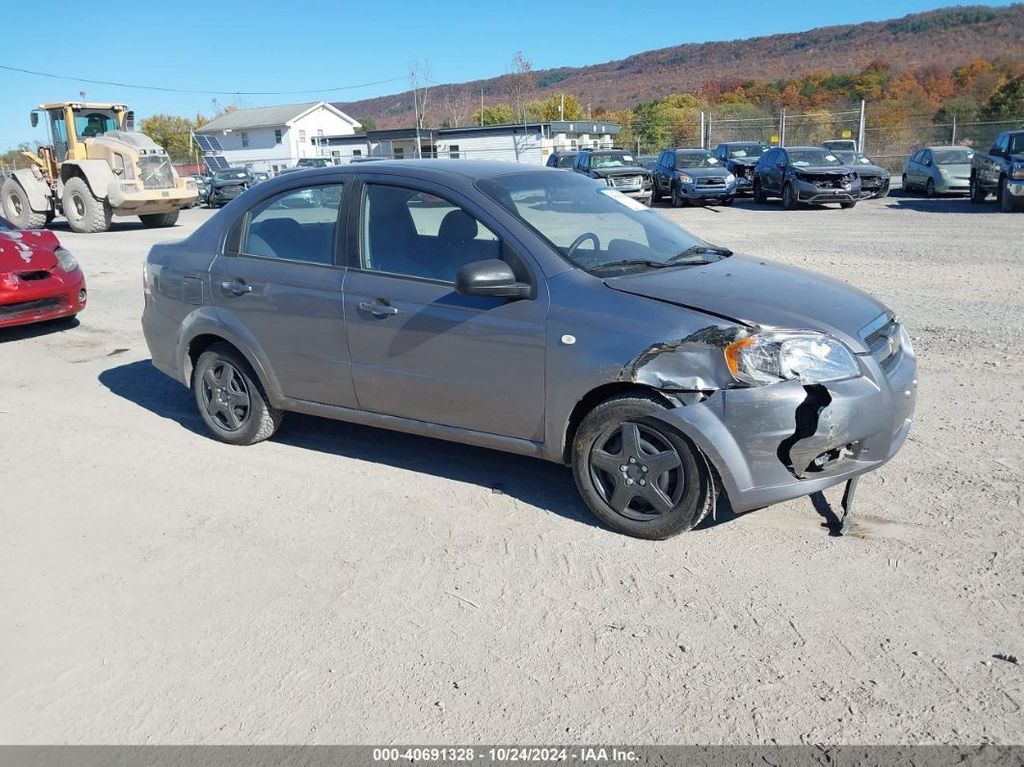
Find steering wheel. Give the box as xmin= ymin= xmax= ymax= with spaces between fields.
xmin=567 ymin=232 xmax=600 ymax=261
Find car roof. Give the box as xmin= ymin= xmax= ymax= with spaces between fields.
xmin=718 ymin=141 xmax=766 ymax=145
xmin=785 ymin=146 xmax=832 ymax=151
xmin=269 ymin=159 xmax=557 ymax=182
xmin=923 ymin=145 xmax=971 ymax=150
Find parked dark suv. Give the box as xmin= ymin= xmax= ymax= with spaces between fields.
xmin=651 ymin=149 xmax=736 ymax=207
xmin=752 ymin=146 xmax=861 ymax=209
xmin=573 ymin=149 xmax=652 ymax=204
xmin=208 ymin=167 xmax=253 ymax=208
xmin=546 ymin=151 xmax=578 ymax=170
xmin=713 ymin=142 xmax=769 ymax=196
xmin=142 ymin=161 xmax=915 ymax=539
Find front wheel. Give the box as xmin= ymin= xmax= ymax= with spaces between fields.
xmin=752 ymin=179 xmax=766 ymax=204
xmin=782 ymin=182 xmax=798 ymax=210
xmin=651 ymin=182 xmax=663 ymax=204
xmin=1000 ymin=176 xmax=1018 ymax=213
xmin=720 ymin=196 xmax=735 ymax=207
xmin=670 ymin=184 xmax=684 ymax=208
xmin=902 ymin=174 xmax=911 ymax=193
xmin=840 ymin=200 xmax=857 ymax=209
xmin=572 ymin=393 xmax=714 ymax=539
xmin=969 ymin=176 xmax=985 ymax=204
xmin=139 ymin=210 xmax=180 ymax=228
xmin=62 ymin=177 xmax=111 ymax=233
xmin=192 ymin=343 xmax=283 ymax=446
xmin=926 ymin=178 xmax=936 ymax=198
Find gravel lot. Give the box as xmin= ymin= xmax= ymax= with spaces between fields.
xmin=1 ymin=191 xmax=1021 ymax=745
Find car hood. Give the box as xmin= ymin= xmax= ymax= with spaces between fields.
xmin=792 ymin=165 xmax=853 ymax=176
xmin=212 ymin=176 xmax=250 ymax=188
xmin=938 ymin=163 xmax=971 ymax=176
xmin=0 ymin=229 xmax=59 ymax=272
xmin=602 ymin=254 xmax=889 ymax=352
xmin=727 ymin=157 xmax=760 ymax=169
xmin=853 ymin=163 xmax=889 ymax=176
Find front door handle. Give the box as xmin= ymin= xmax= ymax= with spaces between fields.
xmin=220 ymin=279 xmax=253 ymax=296
xmin=358 ymin=300 xmax=399 ymax=317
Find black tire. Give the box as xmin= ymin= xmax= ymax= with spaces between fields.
xmin=720 ymin=195 xmax=735 ymax=207
xmin=1 ymin=179 xmax=48 ymax=229
xmin=139 ymin=210 xmax=180 ymax=228
xmin=670 ymin=183 xmax=684 ymax=208
xmin=840 ymin=200 xmax=857 ymax=209
xmin=782 ymin=182 xmax=798 ymax=210
xmin=752 ymin=179 xmax=766 ymax=204
xmin=999 ymin=176 xmax=1016 ymax=213
xmin=192 ymin=343 xmax=283 ymax=446
xmin=969 ymin=175 xmax=986 ymax=204
xmin=571 ymin=393 xmax=714 ymax=539
xmin=62 ymin=177 xmax=111 ymax=233
xmin=902 ymin=174 xmax=911 ymax=193
xmin=651 ymin=181 xmax=663 ymax=204
xmin=925 ymin=178 xmax=936 ymax=198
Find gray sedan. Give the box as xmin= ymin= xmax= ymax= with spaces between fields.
xmin=142 ymin=161 xmax=917 ymax=539
xmin=903 ymin=146 xmax=973 ymax=195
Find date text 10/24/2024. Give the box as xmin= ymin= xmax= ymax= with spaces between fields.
xmin=372 ymin=747 xmax=640 ymax=763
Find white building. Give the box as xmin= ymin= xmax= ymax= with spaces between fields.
xmin=319 ymin=121 xmax=621 ymax=165
xmin=196 ymin=101 xmax=362 ymax=174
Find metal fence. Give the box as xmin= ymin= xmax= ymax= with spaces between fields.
xmin=704 ymin=106 xmax=864 ymax=151
xmin=864 ymin=116 xmax=1024 ymax=172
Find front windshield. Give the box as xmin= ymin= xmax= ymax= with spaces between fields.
xmin=556 ymin=155 xmax=576 ymax=168
xmin=726 ymin=144 xmax=767 ymax=159
xmin=75 ymin=111 xmax=118 ymax=138
xmin=788 ymin=149 xmax=843 ymax=167
xmin=932 ymin=148 xmax=973 ymax=165
xmin=675 ymin=151 xmax=720 ymax=168
xmin=477 ymin=171 xmax=720 ymax=275
xmin=835 ymin=151 xmax=876 ymax=165
xmin=589 ymin=153 xmax=641 ymax=169
xmin=214 ymin=169 xmax=249 ymax=181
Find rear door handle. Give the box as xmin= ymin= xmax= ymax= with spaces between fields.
xmin=358 ymin=300 xmax=399 ymax=317
xmin=220 ymin=279 xmax=253 ymax=296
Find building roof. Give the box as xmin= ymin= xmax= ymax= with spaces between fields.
xmin=197 ymin=101 xmax=360 ymax=133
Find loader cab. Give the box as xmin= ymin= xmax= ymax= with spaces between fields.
xmin=33 ymin=103 xmax=127 ymax=162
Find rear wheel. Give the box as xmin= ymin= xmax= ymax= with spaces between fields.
xmin=139 ymin=210 xmax=180 ymax=228
xmin=782 ymin=182 xmax=798 ymax=210
xmin=572 ymin=393 xmax=714 ymax=539
xmin=969 ymin=175 xmax=986 ymax=204
xmin=62 ymin=177 xmax=111 ymax=233
xmin=1 ymin=179 xmax=49 ymax=229
xmin=192 ymin=343 xmax=283 ymax=446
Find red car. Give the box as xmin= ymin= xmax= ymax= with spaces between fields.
xmin=0 ymin=216 xmax=86 ymax=329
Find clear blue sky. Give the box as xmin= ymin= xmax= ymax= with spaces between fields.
xmin=1 ymin=0 xmax=1012 ymax=149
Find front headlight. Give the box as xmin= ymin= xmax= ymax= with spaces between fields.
xmin=120 ymin=181 xmax=140 ymax=193
xmin=724 ymin=332 xmax=859 ymax=386
xmin=938 ymin=168 xmax=950 ymax=178
xmin=54 ymin=247 xmax=79 ymax=273
xmin=725 ymin=173 xmax=735 ymax=183
xmin=677 ymin=173 xmax=693 ymax=184
xmin=1011 ymin=162 xmax=1024 ymax=180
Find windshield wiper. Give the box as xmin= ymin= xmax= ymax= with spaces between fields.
xmin=666 ymin=245 xmax=733 ymax=264
xmin=586 ymin=259 xmax=669 ymax=273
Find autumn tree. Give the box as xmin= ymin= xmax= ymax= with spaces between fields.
xmin=140 ymin=114 xmax=206 ymax=163
xmin=979 ymin=76 xmax=1024 ymax=121
xmin=504 ymin=52 xmax=535 ymax=124
xmin=471 ymin=104 xmax=515 ymax=126
xmin=409 ymin=59 xmax=433 ymax=129
xmin=527 ymin=93 xmax=584 ymax=121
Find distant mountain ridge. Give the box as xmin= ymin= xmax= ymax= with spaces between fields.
xmin=336 ymin=4 xmax=1024 ymax=127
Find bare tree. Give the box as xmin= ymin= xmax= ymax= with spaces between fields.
xmin=440 ymin=86 xmax=473 ymax=128
xmin=408 ymin=59 xmax=433 ymax=130
xmin=504 ymin=51 xmax=534 ymax=124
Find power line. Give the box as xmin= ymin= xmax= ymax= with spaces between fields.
xmin=0 ymin=63 xmax=406 ymax=96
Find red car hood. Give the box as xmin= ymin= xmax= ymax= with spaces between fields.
xmin=0 ymin=229 xmax=60 ymax=272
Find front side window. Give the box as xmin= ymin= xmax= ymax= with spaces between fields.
xmin=477 ymin=171 xmax=710 ymax=276
xmin=241 ymin=184 xmax=343 ymax=265
xmin=360 ymin=184 xmax=500 ymax=283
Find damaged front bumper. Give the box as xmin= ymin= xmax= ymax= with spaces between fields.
xmin=651 ymin=346 xmax=917 ymax=513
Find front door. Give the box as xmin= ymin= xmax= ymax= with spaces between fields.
xmin=342 ymin=181 xmax=547 ymax=441
xmin=210 ymin=181 xmax=356 ymax=407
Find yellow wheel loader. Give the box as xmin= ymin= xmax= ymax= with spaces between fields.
xmin=1 ymin=102 xmax=198 ymax=233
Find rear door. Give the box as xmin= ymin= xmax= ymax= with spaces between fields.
xmin=341 ymin=178 xmax=548 ymax=441
xmin=209 ymin=180 xmax=356 ymax=407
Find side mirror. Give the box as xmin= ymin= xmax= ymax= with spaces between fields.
xmin=125 ymin=111 xmax=135 ymax=131
xmin=30 ymin=112 xmax=38 ymax=128
xmin=456 ymin=259 xmax=530 ymax=299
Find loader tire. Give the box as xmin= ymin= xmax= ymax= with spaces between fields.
xmin=62 ymin=177 xmax=112 ymax=233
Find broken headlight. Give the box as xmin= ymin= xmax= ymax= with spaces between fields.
xmin=54 ymin=247 xmax=79 ymax=273
xmin=724 ymin=332 xmax=859 ymax=386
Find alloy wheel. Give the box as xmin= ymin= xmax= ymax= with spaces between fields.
xmin=200 ymin=361 xmax=251 ymax=431
xmin=589 ymin=422 xmax=684 ymax=521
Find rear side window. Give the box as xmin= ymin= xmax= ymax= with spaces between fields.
xmin=240 ymin=185 xmax=343 ymax=265
xmin=360 ymin=184 xmax=501 ymax=284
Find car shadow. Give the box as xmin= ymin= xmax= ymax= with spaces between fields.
xmin=886 ymin=198 xmax=992 ymax=214
xmin=0 ymin=316 xmax=79 ymax=343
xmin=99 ymin=359 xmax=743 ymax=535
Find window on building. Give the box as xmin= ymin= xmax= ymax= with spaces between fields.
xmin=393 ymin=147 xmax=405 ymax=159
xmin=317 ymin=129 xmax=324 ymax=136
xmin=274 ymin=129 xmax=282 ymax=144
xmin=241 ymin=131 xmax=249 ymax=148
xmin=241 ymin=184 xmax=344 ymax=265
xmin=299 ymin=130 xmax=307 ymax=144
xmin=353 ymin=149 xmax=362 ymax=156
xmin=449 ymin=144 xmax=461 ymax=159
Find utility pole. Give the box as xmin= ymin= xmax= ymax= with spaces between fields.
xmin=699 ymin=111 xmax=705 ymax=149
xmin=779 ymin=108 xmax=786 ymax=147
xmin=559 ymin=93 xmax=565 ymax=121
xmin=480 ymin=89 xmax=484 ymax=127
xmin=858 ymin=99 xmax=866 ymax=153
xmin=951 ymin=114 xmax=957 ymax=145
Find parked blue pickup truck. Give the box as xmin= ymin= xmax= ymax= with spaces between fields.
xmin=970 ymin=130 xmax=1024 ymax=212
